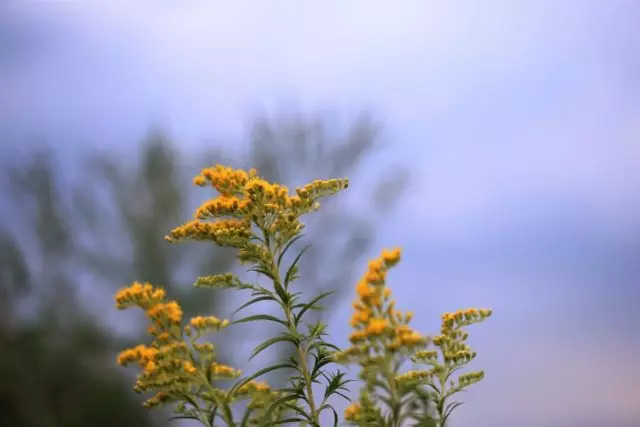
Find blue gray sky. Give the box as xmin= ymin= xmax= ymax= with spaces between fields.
xmin=2 ymin=1 xmax=640 ymax=426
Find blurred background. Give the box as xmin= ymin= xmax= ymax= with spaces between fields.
xmin=1 ymin=2 xmax=639 ymax=427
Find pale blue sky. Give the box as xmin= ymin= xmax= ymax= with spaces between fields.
xmin=1 ymin=2 xmax=639 ymax=426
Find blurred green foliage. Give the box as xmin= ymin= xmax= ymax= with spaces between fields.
xmin=0 ymin=112 xmax=408 ymax=425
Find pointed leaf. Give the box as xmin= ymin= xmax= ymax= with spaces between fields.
xmin=230 ymin=314 xmax=287 ymax=327
xmin=231 ymin=295 xmax=277 ymax=316
xmin=294 ymin=291 xmax=335 ymax=325
xmin=249 ymin=266 xmax=276 ymax=281
xmin=443 ymin=401 xmax=465 ymax=424
xmin=277 ymin=234 xmax=305 ymax=268
xmin=250 ymin=334 xmax=299 ymax=361
xmin=264 ymin=394 xmax=306 ymax=420
xmin=229 ymin=363 xmax=294 ymax=397
xmin=284 ymin=244 xmax=311 ymax=288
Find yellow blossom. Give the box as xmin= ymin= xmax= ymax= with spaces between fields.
xmin=182 ymin=361 xmax=197 ymax=374
xmin=366 ymin=318 xmax=389 ymax=335
xmin=344 ymin=403 xmax=361 ymax=421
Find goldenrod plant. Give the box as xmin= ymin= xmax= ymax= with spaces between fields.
xmin=115 ymin=165 xmax=491 ymax=427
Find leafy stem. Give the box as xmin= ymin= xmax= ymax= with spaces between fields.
xmin=262 ymin=227 xmax=320 ymax=426
xmin=383 ymin=361 xmax=401 ymax=427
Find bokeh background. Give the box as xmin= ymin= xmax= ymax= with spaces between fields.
xmin=1 ymin=2 xmax=639 ymax=427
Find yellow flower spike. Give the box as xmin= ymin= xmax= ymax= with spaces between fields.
xmin=381 ymin=247 xmax=402 ymax=267
xmin=161 ymin=301 xmax=183 ymax=325
xmin=189 ymin=315 xmax=228 ymax=330
xmin=368 ymin=258 xmax=384 ymax=273
xmin=192 ymin=175 xmax=206 ymax=186
xmin=349 ymin=330 xmax=368 ymax=344
xmin=211 ymin=363 xmax=240 ymax=378
xmin=151 ymin=288 xmax=166 ymax=300
xmin=366 ymin=318 xmax=389 ymax=335
xmin=116 ymin=348 xmax=138 ymax=366
xmin=350 ymin=314 xmax=360 ymax=328
xmin=386 ymin=340 xmax=402 ymax=352
xmin=254 ymin=382 xmax=270 ymax=392
xmin=355 ymin=280 xmax=373 ymax=299
xmin=479 ymin=308 xmax=493 ymax=317
xmin=116 ymin=282 xmax=174 ymax=313
xmin=190 ymin=316 xmax=205 ymax=328
xmin=371 ymin=295 xmax=383 ymax=309
xmin=156 ymin=332 xmax=171 ymax=342
xmin=344 ymin=403 xmax=361 ymax=421
xmin=182 ymin=361 xmax=197 ymax=375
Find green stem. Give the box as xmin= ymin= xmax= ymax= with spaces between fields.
xmin=383 ymin=361 xmax=401 ymax=427
xmin=199 ymin=371 xmax=235 ymax=427
xmin=263 ymin=228 xmax=320 ymax=426
xmin=285 ymin=305 xmax=320 ymax=425
xmin=435 ymin=370 xmax=447 ymax=427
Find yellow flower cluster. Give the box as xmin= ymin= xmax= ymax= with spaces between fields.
xmin=116 ymin=335 xmax=193 ymax=406
xmin=337 ymin=248 xmax=438 ymax=424
xmin=189 ymin=315 xmax=230 ymax=330
xmin=210 ymin=363 xmax=241 ymax=378
xmin=117 ymin=344 xmax=159 ymax=368
xmin=342 ymin=248 xmax=427 ymax=356
xmin=237 ymin=381 xmax=271 ymax=394
xmin=115 ymin=281 xmax=238 ymax=409
xmin=115 ymin=282 xmax=182 ymax=326
xmin=233 ymin=380 xmax=286 ymax=421
xmin=395 ymin=369 xmax=431 ymax=383
xmin=458 ymin=370 xmax=485 ymax=386
xmin=166 ymin=218 xmax=252 ymax=245
xmin=166 ymin=165 xmax=348 ymax=249
xmin=195 ymin=197 xmax=252 ymax=220
xmin=344 ymin=403 xmax=362 ymax=422
xmin=115 ymin=281 xmax=167 ymax=310
xmin=193 ymin=165 xmax=257 ymax=196
xmin=433 ymin=308 xmax=492 ymax=366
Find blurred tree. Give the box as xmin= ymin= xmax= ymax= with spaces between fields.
xmin=74 ymin=112 xmax=408 ymax=328
xmin=72 ymin=129 xmax=237 ymax=326
xmin=0 ymin=149 xmax=165 ymax=427
xmin=0 ymin=110 xmax=409 ymax=425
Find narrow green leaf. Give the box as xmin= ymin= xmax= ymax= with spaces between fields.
xmin=271 ymin=417 xmax=309 ymax=425
xmin=249 ymin=266 xmax=276 ymax=281
xmin=230 ymin=314 xmax=287 ymax=327
xmin=239 ymin=407 xmax=254 ymax=426
xmin=272 ymin=279 xmax=290 ymax=304
xmin=322 ymin=371 xmax=352 ymax=402
xmin=168 ymin=415 xmax=199 ymax=421
xmin=318 ymin=404 xmax=339 ymax=427
xmin=229 ymin=363 xmax=294 ymax=397
xmin=231 ymin=295 xmax=277 ymax=317
xmin=284 ymin=244 xmax=311 ymax=288
xmin=443 ymin=401 xmax=465 ymax=424
xmin=249 ymin=334 xmax=299 ymax=361
xmin=294 ymin=291 xmax=335 ymax=325
xmin=277 ymin=234 xmax=305 ymax=268
xmin=264 ymin=394 xmax=304 ymax=420
xmin=208 ymin=407 xmax=218 ymax=426
xmin=282 ymin=403 xmax=313 ymax=420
